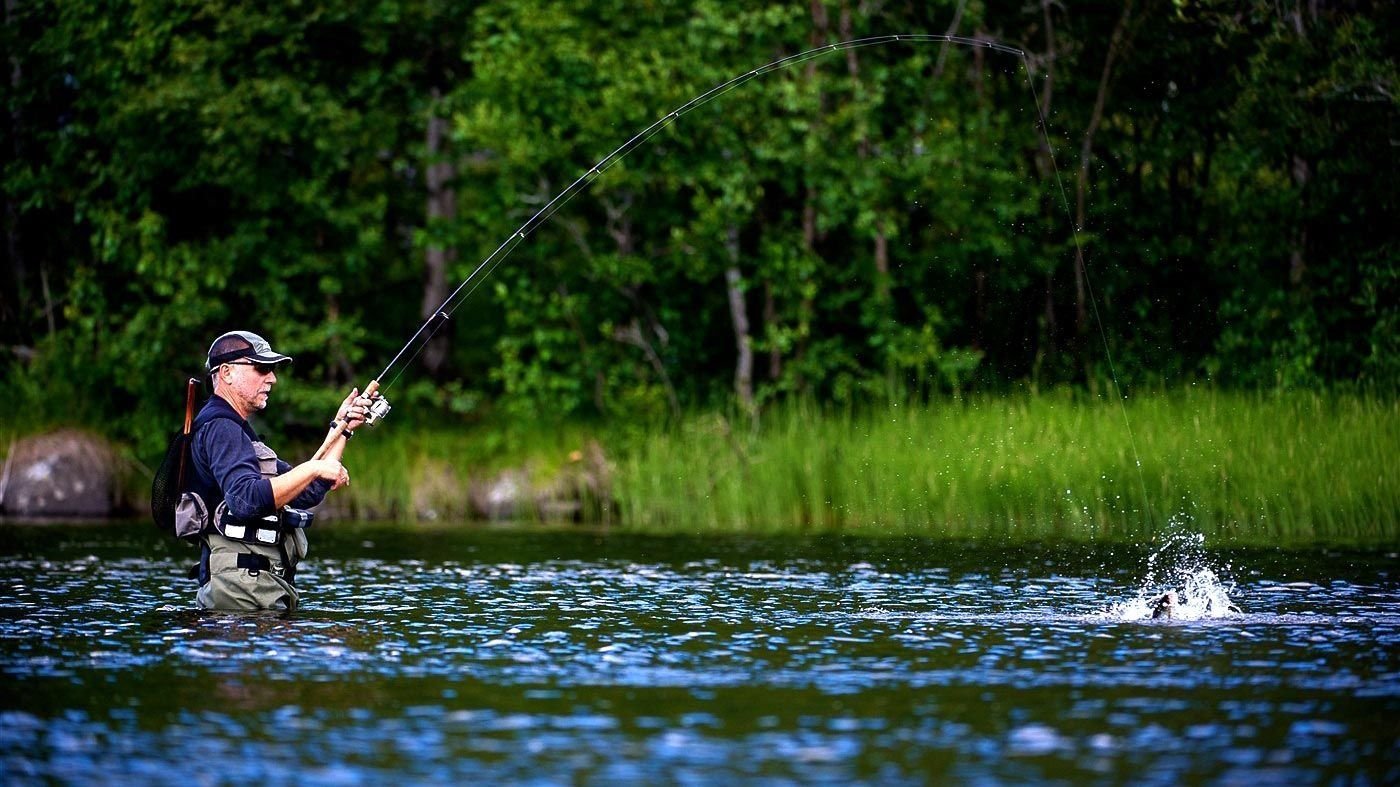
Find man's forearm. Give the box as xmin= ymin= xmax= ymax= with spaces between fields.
xmin=270 ymin=463 xmax=325 ymax=509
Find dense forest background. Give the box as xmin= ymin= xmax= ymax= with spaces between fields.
xmin=3 ymin=0 xmax=1395 ymax=452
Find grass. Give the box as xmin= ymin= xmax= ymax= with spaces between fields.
xmin=613 ymin=388 xmax=1399 ymax=546
xmin=319 ymin=417 xmax=610 ymax=521
xmin=4 ymin=387 xmax=1395 ymax=547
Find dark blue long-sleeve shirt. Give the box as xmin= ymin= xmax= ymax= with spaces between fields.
xmin=190 ymin=395 xmax=331 ymax=519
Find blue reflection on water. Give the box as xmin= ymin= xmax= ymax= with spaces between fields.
xmin=1 ymin=526 xmax=1397 ymax=784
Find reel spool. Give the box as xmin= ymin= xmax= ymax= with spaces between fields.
xmin=365 ymin=395 xmax=392 ymax=425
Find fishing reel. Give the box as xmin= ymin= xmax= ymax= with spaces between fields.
xmin=364 ymin=393 xmax=392 ymax=425
xmin=315 ymin=383 xmax=392 ymax=460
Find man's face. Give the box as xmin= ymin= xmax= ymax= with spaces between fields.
xmin=218 ymin=361 xmax=278 ymax=416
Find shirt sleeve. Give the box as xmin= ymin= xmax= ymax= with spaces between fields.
xmin=195 ymin=419 xmax=275 ymax=520
xmin=289 ymin=478 xmax=333 ymax=510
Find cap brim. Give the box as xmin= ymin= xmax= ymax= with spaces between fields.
xmin=247 ymin=352 xmax=293 ymax=365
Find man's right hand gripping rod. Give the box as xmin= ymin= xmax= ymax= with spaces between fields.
xmin=312 ymin=380 xmax=390 ymax=461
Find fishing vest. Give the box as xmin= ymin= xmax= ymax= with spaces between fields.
xmin=183 ymin=397 xmax=313 ymax=608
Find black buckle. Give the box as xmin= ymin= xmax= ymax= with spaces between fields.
xmin=236 ymin=553 xmax=272 ymax=575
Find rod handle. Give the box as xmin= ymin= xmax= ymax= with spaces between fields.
xmin=312 ymin=379 xmax=381 ymax=461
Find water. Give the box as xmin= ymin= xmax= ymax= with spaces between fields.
xmin=1 ymin=523 xmax=1396 ymax=784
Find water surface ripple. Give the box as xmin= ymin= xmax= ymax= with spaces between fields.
xmin=1 ymin=524 xmax=1396 ymax=784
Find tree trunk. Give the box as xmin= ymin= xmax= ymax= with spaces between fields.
xmin=1038 ymin=0 xmax=1056 ymax=118
xmin=725 ymin=225 xmax=755 ymax=422
xmin=789 ymin=0 xmax=830 ymax=389
xmin=1073 ymin=0 xmax=1136 ymax=340
xmin=973 ymin=268 xmax=987 ymax=352
xmin=808 ymin=0 xmax=828 ymax=48
xmin=1289 ymin=154 xmax=1310 ymax=285
xmin=612 ymin=317 xmax=680 ymax=420
xmin=4 ymin=0 xmax=24 ymax=332
xmin=932 ymin=0 xmax=969 ymax=81
xmin=420 ymin=90 xmax=456 ymax=376
xmin=840 ymin=4 xmax=858 ymax=78
xmin=764 ymin=280 xmax=781 ymax=381
xmin=841 ymin=6 xmax=891 ymax=316
xmin=873 ymin=218 xmax=890 ymax=304
xmin=1020 ymin=0 xmax=1064 ymax=377
xmin=793 ymin=189 xmax=818 ymax=386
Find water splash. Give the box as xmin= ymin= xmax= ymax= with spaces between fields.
xmin=1109 ymin=517 xmax=1241 ymax=621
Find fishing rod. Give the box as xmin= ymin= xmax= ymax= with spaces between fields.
xmin=316 ymin=35 xmax=1026 ymax=460
xmin=317 ymin=30 xmax=1151 ymax=518
xmin=309 ymin=316 xmax=438 ymax=459
xmin=409 ymin=35 xmax=1023 ymax=353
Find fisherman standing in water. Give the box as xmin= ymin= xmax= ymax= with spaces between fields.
xmin=187 ymin=330 xmax=371 ymax=612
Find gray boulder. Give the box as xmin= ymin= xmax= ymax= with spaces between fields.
xmin=0 ymin=430 xmax=115 ymax=517
xmin=466 ymin=441 xmax=615 ymax=522
xmin=468 ymin=468 xmax=531 ymax=520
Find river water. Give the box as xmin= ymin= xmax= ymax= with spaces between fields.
xmin=1 ymin=522 xmax=1396 ymax=785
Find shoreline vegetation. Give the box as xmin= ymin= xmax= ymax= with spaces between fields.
xmin=612 ymin=388 xmax=1398 ymax=546
xmin=10 ymin=388 xmax=1392 ymax=548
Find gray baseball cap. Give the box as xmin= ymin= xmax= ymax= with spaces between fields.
xmin=206 ymin=330 xmax=293 ymax=372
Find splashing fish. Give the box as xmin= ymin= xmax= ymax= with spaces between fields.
xmin=1109 ymin=520 xmax=1244 ymax=621
xmin=1150 ymin=590 xmax=1179 ymax=619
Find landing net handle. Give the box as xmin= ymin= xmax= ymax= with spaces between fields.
xmin=176 ymin=377 xmax=198 ymax=490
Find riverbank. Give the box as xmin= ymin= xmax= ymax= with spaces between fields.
xmin=615 ymin=389 xmax=1398 ymax=546
xmin=221 ymin=386 xmax=1391 ymax=547
xmin=3 ymin=389 xmax=1396 ymax=547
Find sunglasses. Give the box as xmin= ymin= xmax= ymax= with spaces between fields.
xmin=226 ymin=361 xmax=278 ymax=375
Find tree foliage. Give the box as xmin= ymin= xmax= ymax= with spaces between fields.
xmin=2 ymin=0 xmax=1394 ymax=449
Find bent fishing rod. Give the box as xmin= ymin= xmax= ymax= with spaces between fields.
xmin=318 ymin=31 xmax=1145 ymax=509
xmin=315 ymin=34 xmax=1028 ymax=460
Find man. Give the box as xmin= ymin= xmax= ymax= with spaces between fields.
xmin=187 ymin=330 xmax=370 ymax=612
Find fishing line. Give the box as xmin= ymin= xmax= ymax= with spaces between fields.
xmin=377 ymin=35 xmax=1024 ymax=391
xmin=1023 ymin=71 xmax=1155 ymax=526
xmin=379 ymin=31 xmax=1156 ymax=528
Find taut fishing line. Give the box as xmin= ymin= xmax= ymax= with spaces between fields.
xmin=365 ymin=33 xmax=1154 ymax=517
xmin=1023 ymin=69 xmax=1155 ymax=525
xmin=375 ymin=35 xmax=1024 ymax=390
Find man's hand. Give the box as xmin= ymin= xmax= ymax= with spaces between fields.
xmin=308 ymin=458 xmax=349 ymax=490
xmin=335 ymin=387 xmax=375 ymax=432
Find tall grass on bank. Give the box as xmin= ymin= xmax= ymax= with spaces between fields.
xmin=322 ymin=418 xmax=607 ymax=521
xmin=4 ymin=388 xmax=1392 ymax=546
xmin=615 ymin=389 xmax=1398 ymax=545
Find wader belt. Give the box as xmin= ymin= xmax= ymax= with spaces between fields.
xmin=218 ymin=520 xmax=283 ymax=545
xmin=197 ymin=539 xmax=298 ymax=586
xmin=236 ymin=553 xmax=272 ymax=573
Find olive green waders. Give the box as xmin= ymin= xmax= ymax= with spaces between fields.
xmin=196 ymin=528 xmax=308 ymax=613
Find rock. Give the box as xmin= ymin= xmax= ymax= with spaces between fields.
xmin=468 ymin=469 xmax=532 ymax=520
xmin=536 ymin=498 xmax=582 ymax=520
xmin=0 ymin=430 xmax=115 ymax=517
xmin=465 ymin=441 xmax=616 ymax=523
xmin=411 ymin=458 xmax=468 ymax=521
xmin=536 ymin=440 xmax=616 ymax=523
